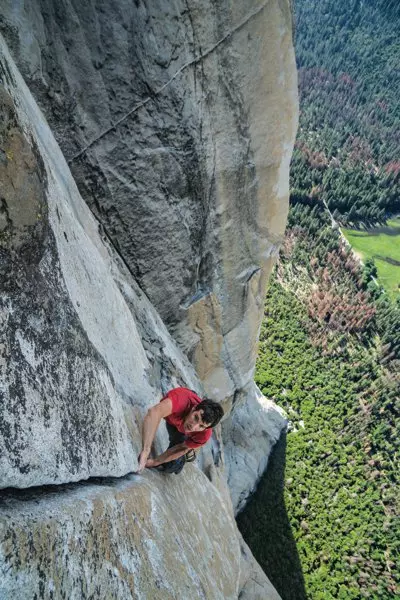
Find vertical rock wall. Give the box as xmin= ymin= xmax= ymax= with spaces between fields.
xmin=0 ymin=33 xmax=283 ymax=598
xmin=0 ymin=0 xmax=297 ymax=505
xmin=0 ymin=0 xmax=298 ymax=597
xmin=0 ymin=0 xmax=298 ymax=405
xmin=0 ymin=34 xmax=199 ymax=487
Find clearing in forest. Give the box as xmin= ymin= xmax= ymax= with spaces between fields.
xmin=343 ymin=217 xmax=400 ymax=298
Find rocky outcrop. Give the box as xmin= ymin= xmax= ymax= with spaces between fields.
xmin=223 ymin=383 xmax=287 ymax=514
xmin=1 ymin=1 xmax=297 ymax=485
xmin=0 ymin=0 xmax=298 ymax=597
xmin=0 ymin=32 xmax=284 ymax=598
xmin=0 ymin=469 xmax=241 ymax=600
xmin=0 ymin=38 xmax=201 ymax=487
xmin=239 ymin=538 xmax=282 ymax=600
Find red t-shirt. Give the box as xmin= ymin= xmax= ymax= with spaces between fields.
xmin=162 ymin=387 xmax=212 ymax=449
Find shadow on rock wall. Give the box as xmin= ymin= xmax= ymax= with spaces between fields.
xmin=236 ymin=432 xmax=307 ymax=600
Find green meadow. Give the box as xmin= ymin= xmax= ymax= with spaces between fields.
xmin=342 ymin=217 xmax=400 ymax=298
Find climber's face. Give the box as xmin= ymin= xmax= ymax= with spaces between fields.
xmin=183 ymin=408 xmax=211 ymax=433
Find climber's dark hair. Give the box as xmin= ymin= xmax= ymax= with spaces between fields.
xmin=196 ymin=399 xmax=224 ymax=428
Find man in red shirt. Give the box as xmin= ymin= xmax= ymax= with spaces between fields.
xmin=137 ymin=387 xmax=224 ymax=474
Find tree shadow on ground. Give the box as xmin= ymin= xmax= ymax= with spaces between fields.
xmin=349 ymin=225 xmax=400 ymax=236
xmin=236 ymin=432 xmax=307 ymax=600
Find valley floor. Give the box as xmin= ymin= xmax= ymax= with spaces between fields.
xmin=343 ymin=217 xmax=400 ymax=299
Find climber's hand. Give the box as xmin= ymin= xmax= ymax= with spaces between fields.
xmin=137 ymin=450 xmax=150 ymax=473
xmin=145 ymin=457 xmax=158 ymax=468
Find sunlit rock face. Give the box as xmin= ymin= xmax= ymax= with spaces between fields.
xmin=222 ymin=383 xmax=287 ymax=514
xmin=1 ymin=0 xmax=298 ymax=414
xmin=0 ymin=469 xmax=241 ymax=600
xmin=1 ymin=0 xmax=297 ymax=597
xmin=0 ymin=39 xmax=201 ymax=488
xmin=0 ymin=34 xmax=283 ymax=599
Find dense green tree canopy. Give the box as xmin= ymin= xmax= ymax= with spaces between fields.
xmin=292 ymin=0 xmax=400 ymax=225
xmin=238 ymin=202 xmax=399 ymax=599
xmin=238 ymin=4 xmax=400 ymax=597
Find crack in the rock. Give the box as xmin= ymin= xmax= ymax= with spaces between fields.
xmin=67 ymin=0 xmax=271 ymax=164
xmin=0 ymin=196 xmax=12 ymax=229
xmin=0 ymin=471 xmax=140 ymax=504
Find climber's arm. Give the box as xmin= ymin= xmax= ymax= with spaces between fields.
xmin=145 ymin=442 xmax=189 ymax=467
xmin=137 ymin=397 xmax=173 ymax=472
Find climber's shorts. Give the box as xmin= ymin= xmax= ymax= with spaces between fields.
xmin=160 ymin=423 xmax=196 ymax=475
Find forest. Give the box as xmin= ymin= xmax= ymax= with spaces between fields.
xmin=238 ymin=1 xmax=400 ymax=598
xmin=291 ymin=0 xmax=400 ymax=225
xmin=238 ymin=201 xmax=399 ymax=599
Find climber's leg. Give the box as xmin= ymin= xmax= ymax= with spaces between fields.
xmin=159 ymin=422 xmax=188 ymax=475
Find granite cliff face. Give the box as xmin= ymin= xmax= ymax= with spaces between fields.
xmin=1 ymin=0 xmax=297 ymax=436
xmin=0 ymin=1 xmax=297 ymax=597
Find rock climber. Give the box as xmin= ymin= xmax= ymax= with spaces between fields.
xmin=137 ymin=386 xmax=224 ymax=474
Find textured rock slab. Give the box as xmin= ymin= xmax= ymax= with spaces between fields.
xmin=222 ymin=383 xmax=287 ymax=513
xmin=239 ymin=536 xmax=282 ymax=600
xmin=0 ymin=467 xmax=240 ymax=600
xmin=0 ymin=36 xmax=199 ymax=488
xmin=0 ymin=0 xmax=299 ymax=415
xmin=0 ymin=5 xmax=296 ymax=597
